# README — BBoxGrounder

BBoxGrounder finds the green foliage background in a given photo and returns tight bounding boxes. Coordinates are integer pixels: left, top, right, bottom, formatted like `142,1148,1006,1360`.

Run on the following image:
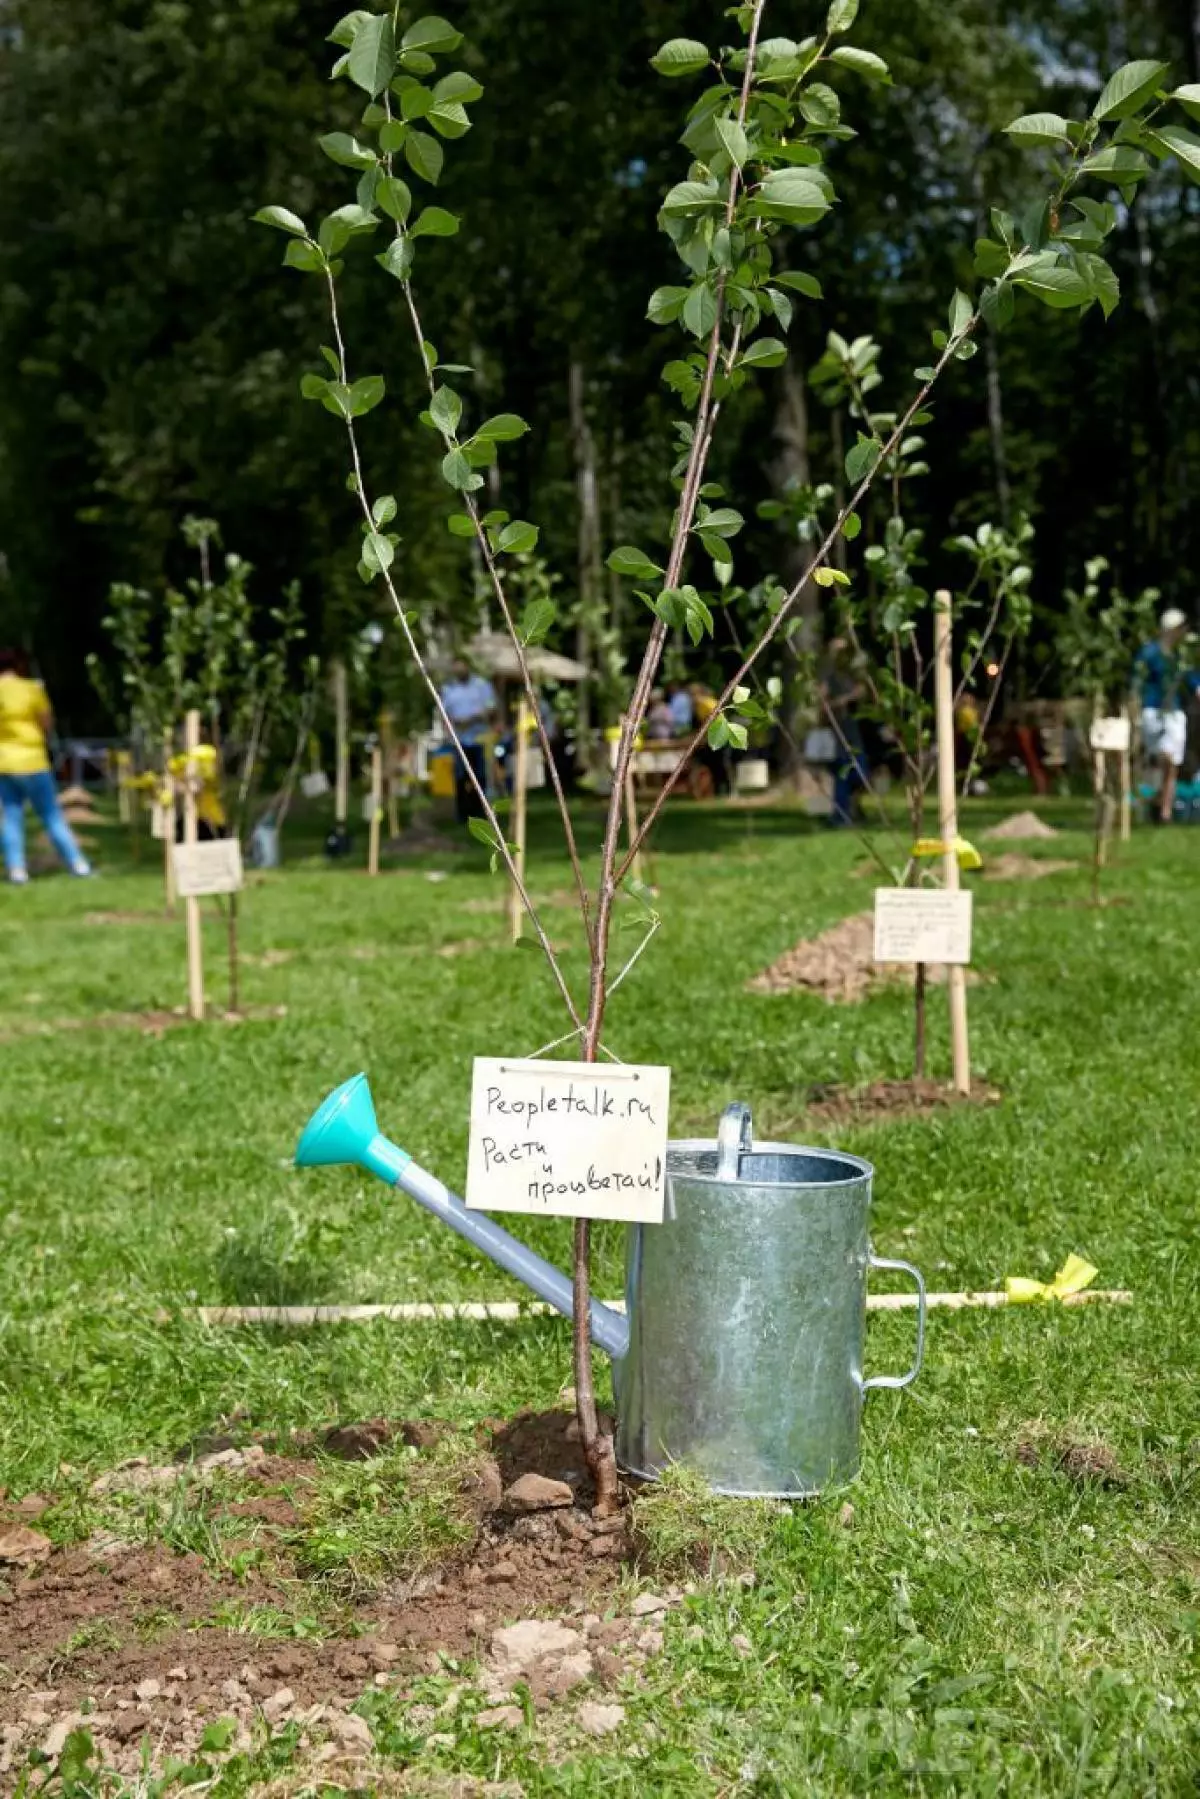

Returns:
1,0,1197,723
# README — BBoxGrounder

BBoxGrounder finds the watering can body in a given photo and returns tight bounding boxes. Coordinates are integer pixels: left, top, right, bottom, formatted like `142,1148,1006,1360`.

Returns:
296,1080,925,1498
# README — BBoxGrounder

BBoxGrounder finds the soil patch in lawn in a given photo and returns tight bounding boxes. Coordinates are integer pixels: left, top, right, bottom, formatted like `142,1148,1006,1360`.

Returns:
983,810,1060,841
0,1005,287,1044
802,1077,1003,1127
85,910,172,927
386,821,465,857
0,1410,637,1782
747,911,978,1004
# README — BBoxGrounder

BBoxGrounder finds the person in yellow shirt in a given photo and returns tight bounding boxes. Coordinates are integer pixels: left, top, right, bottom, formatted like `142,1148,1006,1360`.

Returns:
0,649,92,885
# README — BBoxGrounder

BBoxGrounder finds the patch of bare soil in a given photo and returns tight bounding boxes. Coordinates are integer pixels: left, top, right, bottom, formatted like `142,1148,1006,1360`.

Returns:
983,810,1060,841
1015,1423,1127,1487
747,912,979,1004
386,821,465,857
461,889,577,916
85,910,172,927
984,854,1077,882
0,1005,287,1045
0,1413,648,1786
802,1078,1003,1127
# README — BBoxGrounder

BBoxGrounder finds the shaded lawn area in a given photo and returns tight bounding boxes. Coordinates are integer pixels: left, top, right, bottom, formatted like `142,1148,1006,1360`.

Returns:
1,791,1198,1792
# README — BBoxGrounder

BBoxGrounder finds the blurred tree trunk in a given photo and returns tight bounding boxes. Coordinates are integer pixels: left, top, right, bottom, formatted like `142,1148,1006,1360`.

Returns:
569,360,601,748
772,361,819,777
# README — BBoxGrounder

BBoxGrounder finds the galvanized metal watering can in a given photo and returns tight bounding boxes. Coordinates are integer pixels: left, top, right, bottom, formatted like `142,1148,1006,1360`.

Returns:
296,1077,926,1498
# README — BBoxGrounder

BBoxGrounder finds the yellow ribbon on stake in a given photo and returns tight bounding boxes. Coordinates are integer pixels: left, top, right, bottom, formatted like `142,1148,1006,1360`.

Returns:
911,836,983,871
1004,1254,1098,1304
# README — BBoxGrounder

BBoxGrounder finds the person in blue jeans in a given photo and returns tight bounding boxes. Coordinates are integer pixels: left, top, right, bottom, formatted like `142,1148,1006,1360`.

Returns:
819,637,870,826
0,648,92,884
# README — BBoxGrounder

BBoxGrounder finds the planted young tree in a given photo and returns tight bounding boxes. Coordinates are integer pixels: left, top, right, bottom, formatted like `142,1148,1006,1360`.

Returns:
1055,558,1159,900
257,6,1185,1507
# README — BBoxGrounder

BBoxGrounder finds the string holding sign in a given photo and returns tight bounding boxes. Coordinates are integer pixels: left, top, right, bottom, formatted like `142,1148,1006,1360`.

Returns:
466,1056,671,1224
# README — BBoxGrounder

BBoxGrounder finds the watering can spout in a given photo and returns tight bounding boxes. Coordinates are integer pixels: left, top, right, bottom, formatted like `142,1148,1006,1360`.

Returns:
294,1076,629,1363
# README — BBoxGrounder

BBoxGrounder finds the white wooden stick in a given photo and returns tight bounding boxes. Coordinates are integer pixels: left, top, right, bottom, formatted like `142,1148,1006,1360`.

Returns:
934,590,970,1094
368,744,382,877
163,727,177,915
511,697,530,943
333,660,349,829
183,710,205,1023
173,1290,1132,1327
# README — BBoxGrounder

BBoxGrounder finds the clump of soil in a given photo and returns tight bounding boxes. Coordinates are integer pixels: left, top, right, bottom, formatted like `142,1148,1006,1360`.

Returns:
1015,1424,1127,1487
803,1078,1003,1127
747,912,978,1005
984,810,1059,841
984,854,1077,882
0,1410,648,1786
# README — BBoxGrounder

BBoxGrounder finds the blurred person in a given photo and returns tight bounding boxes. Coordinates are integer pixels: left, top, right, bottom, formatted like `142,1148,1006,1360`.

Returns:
440,656,496,824
689,680,730,794
1134,608,1199,822
0,648,92,884
646,689,674,740
666,679,694,735
819,637,870,827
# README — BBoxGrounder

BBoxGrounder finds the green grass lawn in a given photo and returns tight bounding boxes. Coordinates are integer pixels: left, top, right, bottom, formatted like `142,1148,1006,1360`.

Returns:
2,792,1199,1793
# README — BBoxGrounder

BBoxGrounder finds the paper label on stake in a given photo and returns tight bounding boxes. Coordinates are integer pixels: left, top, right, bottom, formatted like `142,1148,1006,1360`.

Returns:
301,770,330,798
1089,716,1131,753
172,838,244,898
466,1057,670,1223
526,748,546,791
874,888,973,965
150,803,170,841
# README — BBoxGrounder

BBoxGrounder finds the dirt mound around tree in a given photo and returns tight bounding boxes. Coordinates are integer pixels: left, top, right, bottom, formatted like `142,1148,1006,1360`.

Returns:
0,1410,664,1787
747,912,976,1004
984,854,1077,881
983,810,1059,841
803,1078,1003,1127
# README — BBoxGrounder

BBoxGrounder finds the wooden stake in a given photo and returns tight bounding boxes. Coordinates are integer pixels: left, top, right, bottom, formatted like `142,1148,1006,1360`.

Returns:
510,698,530,942
934,590,970,1095
163,728,176,915
368,744,383,877
333,659,348,829
381,709,400,839
183,709,205,1023
116,751,131,825
1119,706,1132,842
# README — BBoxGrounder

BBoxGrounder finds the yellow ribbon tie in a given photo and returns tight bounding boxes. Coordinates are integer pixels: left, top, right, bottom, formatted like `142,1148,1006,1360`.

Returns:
912,836,983,872
1005,1254,1098,1305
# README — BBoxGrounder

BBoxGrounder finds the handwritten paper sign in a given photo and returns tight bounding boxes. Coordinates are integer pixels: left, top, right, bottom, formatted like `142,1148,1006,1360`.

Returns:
1089,715,1131,753
466,1057,671,1223
874,888,973,965
172,838,244,899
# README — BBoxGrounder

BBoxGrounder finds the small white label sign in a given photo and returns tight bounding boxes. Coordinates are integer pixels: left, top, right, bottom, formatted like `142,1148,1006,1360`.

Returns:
874,888,973,965
1090,715,1131,752
301,770,330,799
172,838,244,898
466,1057,670,1223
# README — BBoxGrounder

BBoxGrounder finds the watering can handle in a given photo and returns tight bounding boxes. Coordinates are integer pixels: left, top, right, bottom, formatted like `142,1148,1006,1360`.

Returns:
716,1102,753,1180
862,1254,926,1392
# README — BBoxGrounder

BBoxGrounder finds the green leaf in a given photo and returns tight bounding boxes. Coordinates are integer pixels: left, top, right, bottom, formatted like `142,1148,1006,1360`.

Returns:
319,131,377,170
682,283,718,337
362,530,394,574
409,205,460,238
1092,59,1169,122
399,81,434,120
828,46,890,83
826,0,859,30
441,447,473,488
843,511,862,540
476,413,529,441
429,385,461,434
497,520,539,553
754,167,831,225
973,237,1010,279
740,337,787,369
660,179,724,216
348,13,396,95
429,101,472,139
434,70,484,104
707,714,731,750
696,507,743,537
519,598,556,643
1079,145,1150,181
773,269,823,299
1011,252,1092,309
979,280,1015,332
300,372,330,401
399,49,437,74
948,289,973,338
379,118,408,152
1082,253,1121,318
348,375,385,417
375,176,412,223
253,205,308,236
447,512,475,536
376,236,415,280
372,494,397,525
813,565,849,587
318,202,379,256
402,15,463,54
607,545,664,581
647,285,688,325
845,434,882,483
1003,111,1072,147
283,239,325,273
650,37,710,77
1147,122,1200,182
405,130,444,184
468,814,500,850
715,115,749,168
1170,82,1200,122
200,1720,238,1754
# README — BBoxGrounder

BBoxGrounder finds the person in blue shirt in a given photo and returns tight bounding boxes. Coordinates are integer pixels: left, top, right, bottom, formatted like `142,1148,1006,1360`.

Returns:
440,658,497,824
666,680,694,736
1133,608,1198,823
